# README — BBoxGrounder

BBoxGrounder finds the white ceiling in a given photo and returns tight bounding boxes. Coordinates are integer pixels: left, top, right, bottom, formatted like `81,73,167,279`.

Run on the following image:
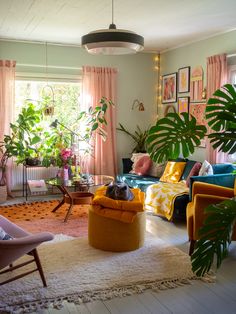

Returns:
1,0,236,52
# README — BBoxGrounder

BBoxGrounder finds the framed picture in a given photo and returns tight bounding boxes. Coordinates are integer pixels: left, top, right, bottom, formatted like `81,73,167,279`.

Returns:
178,66,190,93
162,72,177,103
189,102,206,147
178,97,189,114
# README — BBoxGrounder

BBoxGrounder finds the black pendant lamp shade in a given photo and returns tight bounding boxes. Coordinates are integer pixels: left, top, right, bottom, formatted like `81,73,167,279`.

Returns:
81,2,144,55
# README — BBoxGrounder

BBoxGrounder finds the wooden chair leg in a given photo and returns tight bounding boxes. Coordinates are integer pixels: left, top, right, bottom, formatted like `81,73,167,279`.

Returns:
189,239,196,256
32,249,47,287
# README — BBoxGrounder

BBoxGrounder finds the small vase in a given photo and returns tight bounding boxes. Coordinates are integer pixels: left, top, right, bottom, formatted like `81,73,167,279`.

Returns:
63,166,69,181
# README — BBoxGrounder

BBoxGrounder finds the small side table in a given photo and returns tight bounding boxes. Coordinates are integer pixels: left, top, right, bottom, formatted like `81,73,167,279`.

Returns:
46,175,114,222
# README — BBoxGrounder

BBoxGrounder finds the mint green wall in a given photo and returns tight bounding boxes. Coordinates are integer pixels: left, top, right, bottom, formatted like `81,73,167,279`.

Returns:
160,30,236,162
0,40,157,172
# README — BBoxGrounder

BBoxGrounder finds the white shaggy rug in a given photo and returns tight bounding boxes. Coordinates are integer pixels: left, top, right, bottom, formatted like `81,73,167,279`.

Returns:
0,233,195,313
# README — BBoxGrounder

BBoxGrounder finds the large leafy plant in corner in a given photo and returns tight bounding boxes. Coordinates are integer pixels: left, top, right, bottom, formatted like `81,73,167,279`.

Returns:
146,84,236,276
117,123,150,153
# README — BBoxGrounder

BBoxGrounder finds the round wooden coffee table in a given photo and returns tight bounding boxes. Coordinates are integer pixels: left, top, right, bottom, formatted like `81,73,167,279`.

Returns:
47,175,114,222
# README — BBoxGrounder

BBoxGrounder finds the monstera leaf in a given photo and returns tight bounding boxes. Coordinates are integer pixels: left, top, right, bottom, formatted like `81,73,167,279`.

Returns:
145,84,236,277
208,131,236,154
206,84,236,153
206,84,236,131
146,112,207,163
191,199,236,277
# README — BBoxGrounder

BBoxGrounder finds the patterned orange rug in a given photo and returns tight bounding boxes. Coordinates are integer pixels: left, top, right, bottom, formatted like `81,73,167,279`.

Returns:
0,200,88,237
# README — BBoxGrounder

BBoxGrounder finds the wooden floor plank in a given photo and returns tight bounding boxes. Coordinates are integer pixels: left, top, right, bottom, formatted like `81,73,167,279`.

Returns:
103,299,121,314
105,295,151,314
85,300,111,314
75,303,91,314
65,301,82,314
136,291,171,314
180,280,236,314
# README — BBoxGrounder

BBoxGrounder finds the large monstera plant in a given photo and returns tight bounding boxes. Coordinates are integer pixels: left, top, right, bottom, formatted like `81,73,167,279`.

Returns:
146,84,236,276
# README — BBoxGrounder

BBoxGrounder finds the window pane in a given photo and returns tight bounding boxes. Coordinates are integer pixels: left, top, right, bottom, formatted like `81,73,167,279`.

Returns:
15,80,81,127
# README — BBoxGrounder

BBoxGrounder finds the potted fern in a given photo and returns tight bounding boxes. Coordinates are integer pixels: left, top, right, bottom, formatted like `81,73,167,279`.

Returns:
146,83,236,276
117,123,150,153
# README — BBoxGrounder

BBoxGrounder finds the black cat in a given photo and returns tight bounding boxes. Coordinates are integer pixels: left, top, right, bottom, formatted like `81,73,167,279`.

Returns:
106,182,134,201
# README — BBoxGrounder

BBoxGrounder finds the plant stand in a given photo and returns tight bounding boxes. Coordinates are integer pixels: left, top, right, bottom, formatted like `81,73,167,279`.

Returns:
0,185,7,204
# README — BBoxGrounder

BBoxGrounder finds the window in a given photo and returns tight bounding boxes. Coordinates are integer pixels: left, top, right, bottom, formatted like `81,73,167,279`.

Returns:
15,79,81,127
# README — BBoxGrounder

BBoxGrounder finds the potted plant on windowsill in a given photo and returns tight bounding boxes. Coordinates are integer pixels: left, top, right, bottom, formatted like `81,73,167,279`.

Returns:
146,84,236,277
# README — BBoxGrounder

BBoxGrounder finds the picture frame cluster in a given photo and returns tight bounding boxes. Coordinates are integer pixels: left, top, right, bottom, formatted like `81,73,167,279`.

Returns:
161,65,206,147
162,66,190,104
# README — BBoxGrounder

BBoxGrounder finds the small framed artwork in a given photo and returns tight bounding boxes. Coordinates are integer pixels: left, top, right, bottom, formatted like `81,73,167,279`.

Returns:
189,102,206,147
162,72,177,103
189,103,206,126
178,66,190,93
178,97,189,114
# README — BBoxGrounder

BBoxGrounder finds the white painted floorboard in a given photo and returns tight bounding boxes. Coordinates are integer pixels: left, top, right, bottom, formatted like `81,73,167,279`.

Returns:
13,209,236,314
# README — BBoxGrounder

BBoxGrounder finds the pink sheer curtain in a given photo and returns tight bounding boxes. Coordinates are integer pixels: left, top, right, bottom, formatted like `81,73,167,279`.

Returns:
206,54,228,164
0,60,16,193
82,66,118,177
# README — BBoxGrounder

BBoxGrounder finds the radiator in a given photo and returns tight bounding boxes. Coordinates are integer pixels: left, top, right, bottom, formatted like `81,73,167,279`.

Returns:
12,164,59,191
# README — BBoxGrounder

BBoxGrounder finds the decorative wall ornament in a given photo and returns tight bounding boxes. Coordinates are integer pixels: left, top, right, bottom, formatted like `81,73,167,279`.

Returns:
164,104,177,117
132,99,145,111
178,67,190,93
190,66,203,102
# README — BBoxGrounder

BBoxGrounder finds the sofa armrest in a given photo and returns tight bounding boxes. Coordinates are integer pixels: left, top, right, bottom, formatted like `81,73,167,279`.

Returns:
189,173,236,201
192,181,234,199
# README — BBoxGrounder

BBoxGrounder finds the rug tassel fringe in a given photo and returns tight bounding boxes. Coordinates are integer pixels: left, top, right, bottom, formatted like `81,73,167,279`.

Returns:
1,277,200,313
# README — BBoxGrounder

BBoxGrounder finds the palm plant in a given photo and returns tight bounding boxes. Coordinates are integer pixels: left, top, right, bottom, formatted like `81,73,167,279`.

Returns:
146,83,236,276
117,123,150,153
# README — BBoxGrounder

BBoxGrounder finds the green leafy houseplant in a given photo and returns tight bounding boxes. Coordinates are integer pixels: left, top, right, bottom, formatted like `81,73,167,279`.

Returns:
0,97,113,173
117,123,150,153
0,103,42,184
146,83,236,276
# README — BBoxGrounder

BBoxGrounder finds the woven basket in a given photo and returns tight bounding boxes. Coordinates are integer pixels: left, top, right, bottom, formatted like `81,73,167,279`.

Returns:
0,185,7,204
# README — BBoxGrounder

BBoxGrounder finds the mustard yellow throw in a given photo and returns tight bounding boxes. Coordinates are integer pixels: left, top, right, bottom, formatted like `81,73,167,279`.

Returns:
92,186,145,223
145,182,189,221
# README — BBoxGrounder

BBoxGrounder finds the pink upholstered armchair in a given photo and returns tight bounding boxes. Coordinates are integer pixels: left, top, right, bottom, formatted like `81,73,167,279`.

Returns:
0,215,54,286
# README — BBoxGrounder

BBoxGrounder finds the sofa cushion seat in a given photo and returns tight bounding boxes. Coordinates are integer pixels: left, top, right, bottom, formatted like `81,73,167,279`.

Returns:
117,173,159,192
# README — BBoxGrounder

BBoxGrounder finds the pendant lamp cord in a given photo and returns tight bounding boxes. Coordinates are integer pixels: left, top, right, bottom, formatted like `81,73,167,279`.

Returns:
109,0,116,29
112,0,114,24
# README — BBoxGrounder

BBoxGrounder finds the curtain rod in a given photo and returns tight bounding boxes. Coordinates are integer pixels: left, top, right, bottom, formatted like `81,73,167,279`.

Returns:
17,63,82,70
227,53,236,58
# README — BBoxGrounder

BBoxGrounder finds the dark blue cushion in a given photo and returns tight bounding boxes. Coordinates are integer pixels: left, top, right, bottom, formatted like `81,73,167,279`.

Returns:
181,160,197,180
122,158,133,173
172,194,190,220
